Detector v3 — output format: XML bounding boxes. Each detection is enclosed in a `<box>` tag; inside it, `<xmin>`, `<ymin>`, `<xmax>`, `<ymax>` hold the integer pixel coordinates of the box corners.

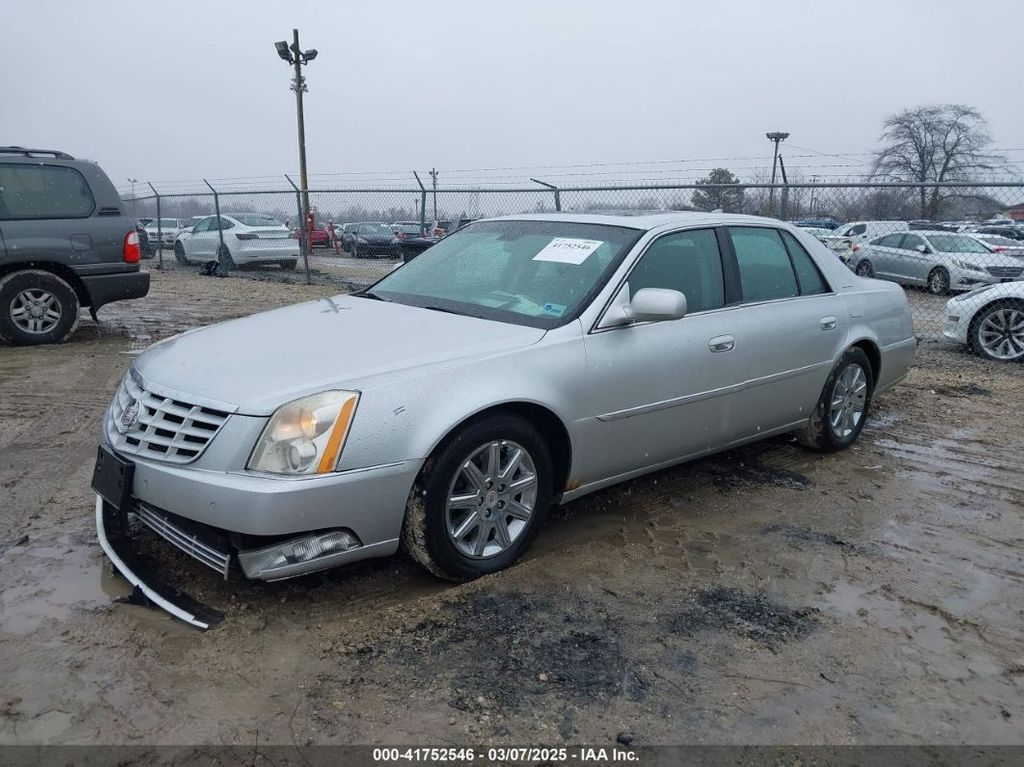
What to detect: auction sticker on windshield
<box><xmin>533</xmin><ymin>237</ymin><xmax>604</xmax><ymax>265</ymax></box>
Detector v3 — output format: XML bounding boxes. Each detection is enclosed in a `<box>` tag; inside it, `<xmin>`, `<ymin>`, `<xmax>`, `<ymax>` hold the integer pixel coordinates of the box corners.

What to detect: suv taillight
<box><xmin>124</xmin><ymin>231</ymin><xmax>141</xmax><ymax>263</ymax></box>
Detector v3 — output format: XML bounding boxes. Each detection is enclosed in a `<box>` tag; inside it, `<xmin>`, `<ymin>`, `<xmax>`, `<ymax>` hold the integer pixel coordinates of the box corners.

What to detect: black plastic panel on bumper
<box><xmin>80</xmin><ymin>270</ymin><xmax>150</xmax><ymax>312</ymax></box>
<box><xmin>95</xmin><ymin>496</ymin><xmax>224</xmax><ymax>630</ymax></box>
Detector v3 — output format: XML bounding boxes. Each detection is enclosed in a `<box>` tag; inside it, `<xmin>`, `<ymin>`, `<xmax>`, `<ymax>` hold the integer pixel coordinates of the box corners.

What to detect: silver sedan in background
<box><xmin>850</xmin><ymin>230</ymin><xmax>1024</xmax><ymax>294</ymax></box>
<box><xmin>93</xmin><ymin>212</ymin><xmax>915</xmax><ymax>627</ymax></box>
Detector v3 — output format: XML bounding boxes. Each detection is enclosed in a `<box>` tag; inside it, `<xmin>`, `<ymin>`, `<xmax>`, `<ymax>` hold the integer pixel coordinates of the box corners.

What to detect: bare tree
<box><xmin>872</xmin><ymin>104</ymin><xmax>1003</xmax><ymax>219</ymax></box>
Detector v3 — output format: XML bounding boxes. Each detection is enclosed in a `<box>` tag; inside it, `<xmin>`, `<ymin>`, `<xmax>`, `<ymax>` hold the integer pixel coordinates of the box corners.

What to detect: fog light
<box><xmin>238</xmin><ymin>529</ymin><xmax>361</xmax><ymax>579</ymax></box>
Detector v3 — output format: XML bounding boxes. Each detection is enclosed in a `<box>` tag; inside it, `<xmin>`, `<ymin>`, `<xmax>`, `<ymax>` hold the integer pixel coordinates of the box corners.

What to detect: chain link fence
<box><xmin>123</xmin><ymin>181</ymin><xmax>1024</xmax><ymax>348</ymax></box>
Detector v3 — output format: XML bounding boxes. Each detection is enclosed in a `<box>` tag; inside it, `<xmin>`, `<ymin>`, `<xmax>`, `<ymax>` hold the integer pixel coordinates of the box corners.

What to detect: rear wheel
<box><xmin>969</xmin><ymin>300</ymin><xmax>1024</xmax><ymax>362</ymax></box>
<box><xmin>174</xmin><ymin>241</ymin><xmax>189</xmax><ymax>265</ymax></box>
<box><xmin>927</xmin><ymin>267</ymin><xmax>950</xmax><ymax>295</ymax></box>
<box><xmin>401</xmin><ymin>414</ymin><xmax>552</xmax><ymax>581</ymax></box>
<box><xmin>0</xmin><ymin>270</ymin><xmax>80</xmax><ymax>346</ymax></box>
<box><xmin>798</xmin><ymin>347</ymin><xmax>873</xmax><ymax>452</ymax></box>
<box><xmin>855</xmin><ymin>259</ymin><xmax>874</xmax><ymax>278</ymax></box>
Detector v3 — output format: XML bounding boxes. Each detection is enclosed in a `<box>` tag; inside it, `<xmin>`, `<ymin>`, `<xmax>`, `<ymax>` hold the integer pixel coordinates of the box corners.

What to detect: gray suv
<box><xmin>0</xmin><ymin>147</ymin><xmax>150</xmax><ymax>345</ymax></box>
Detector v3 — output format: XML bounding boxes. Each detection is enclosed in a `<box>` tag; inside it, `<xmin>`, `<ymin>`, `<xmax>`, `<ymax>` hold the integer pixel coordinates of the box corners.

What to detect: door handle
<box><xmin>709</xmin><ymin>334</ymin><xmax>735</xmax><ymax>353</ymax></box>
<box><xmin>819</xmin><ymin>316</ymin><xmax>838</xmax><ymax>331</ymax></box>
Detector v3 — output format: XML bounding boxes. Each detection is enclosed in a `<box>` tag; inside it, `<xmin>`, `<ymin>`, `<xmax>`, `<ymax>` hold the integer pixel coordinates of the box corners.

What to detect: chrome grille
<box><xmin>986</xmin><ymin>266</ymin><xmax>1023</xmax><ymax>278</ymax></box>
<box><xmin>106</xmin><ymin>373</ymin><xmax>230</xmax><ymax>464</ymax></box>
<box><xmin>134</xmin><ymin>502</ymin><xmax>231</xmax><ymax>578</ymax></box>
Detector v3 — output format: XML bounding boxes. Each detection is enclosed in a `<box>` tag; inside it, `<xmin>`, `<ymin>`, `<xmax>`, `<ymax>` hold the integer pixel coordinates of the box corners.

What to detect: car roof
<box><xmin>483</xmin><ymin>211</ymin><xmax>787</xmax><ymax>231</ymax></box>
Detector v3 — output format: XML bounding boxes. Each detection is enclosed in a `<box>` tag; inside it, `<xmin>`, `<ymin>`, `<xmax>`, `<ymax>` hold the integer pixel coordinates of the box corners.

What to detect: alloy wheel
<box><xmin>10</xmin><ymin>289</ymin><xmax>62</xmax><ymax>334</ymax></box>
<box><xmin>977</xmin><ymin>307</ymin><xmax>1024</xmax><ymax>361</ymax></box>
<box><xmin>444</xmin><ymin>439</ymin><xmax>538</xmax><ymax>559</ymax></box>
<box><xmin>828</xmin><ymin>364</ymin><xmax>868</xmax><ymax>439</ymax></box>
<box><xmin>928</xmin><ymin>269</ymin><xmax>949</xmax><ymax>295</ymax></box>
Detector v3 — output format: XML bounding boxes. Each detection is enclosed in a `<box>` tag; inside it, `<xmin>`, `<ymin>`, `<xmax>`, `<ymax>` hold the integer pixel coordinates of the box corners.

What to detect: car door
<box><xmin>867</xmin><ymin>233</ymin><xmax>905</xmax><ymax>279</ymax></box>
<box><xmin>188</xmin><ymin>216</ymin><xmax>217</xmax><ymax>259</ymax></box>
<box><xmin>580</xmin><ymin>228</ymin><xmax>741</xmax><ymax>480</ymax></box>
<box><xmin>724</xmin><ymin>226</ymin><xmax>848</xmax><ymax>440</ymax></box>
<box><xmin>897</xmin><ymin>233</ymin><xmax>930</xmax><ymax>285</ymax></box>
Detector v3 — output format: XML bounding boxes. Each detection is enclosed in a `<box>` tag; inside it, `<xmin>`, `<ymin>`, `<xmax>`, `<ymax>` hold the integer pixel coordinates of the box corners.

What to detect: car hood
<box><xmin>134</xmin><ymin>295</ymin><xmax>546</xmax><ymax>414</ymax></box>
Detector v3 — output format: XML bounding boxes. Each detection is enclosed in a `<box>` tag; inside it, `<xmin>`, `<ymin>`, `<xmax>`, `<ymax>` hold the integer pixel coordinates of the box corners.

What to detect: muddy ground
<box><xmin>0</xmin><ymin>266</ymin><xmax>1022</xmax><ymax>747</ymax></box>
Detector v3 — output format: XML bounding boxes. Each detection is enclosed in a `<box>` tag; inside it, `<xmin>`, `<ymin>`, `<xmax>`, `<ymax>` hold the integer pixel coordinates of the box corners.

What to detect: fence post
<box><xmin>530</xmin><ymin>178</ymin><xmax>561</xmax><ymax>212</ymax></box>
<box><xmin>286</xmin><ymin>175</ymin><xmax>312</xmax><ymax>284</ymax></box>
<box><xmin>413</xmin><ymin>171</ymin><xmax>427</xmax><ymax>234</ymax></box>
<box><xmin>147</xmin><ymin>182</ymin><xmax>163</xmax><ymax>271</ymax></box>
<box><xmin>203</xmin><ymin>179</ymin><xmax>226</xmax><ymax>270</ymax></box>
<box><xmin>778</xmin><ymin>156</ymin><xmax>790</xmax><ymax>220</ymax></box>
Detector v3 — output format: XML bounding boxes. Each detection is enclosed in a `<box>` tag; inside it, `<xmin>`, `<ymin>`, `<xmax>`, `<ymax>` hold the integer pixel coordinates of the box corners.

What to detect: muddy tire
<box><xmin>927</xmin><ymin>267</ymin><xmax>950</xmax><ymax>296</ymax></box>
<box><xmin>400</xmin><ymin>414</ymin><xmax>552</xmax><ymax>581</ymax></box>
<box><xmin>798</xmin><ymin>347</ymin><xmax>874</xmax><ymax>452</ymax></box>
<box><xmin>0</xmin><ymin>270</ymin><xmax>80</xmax><ymax>346</ymax></box>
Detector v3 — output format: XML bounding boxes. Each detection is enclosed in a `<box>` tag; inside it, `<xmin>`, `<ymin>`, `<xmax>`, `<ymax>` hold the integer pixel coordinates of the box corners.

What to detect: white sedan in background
<box><xmin>173</xmin><ymin>213</ymin><xmax>299</xmax><ymax>270</ymax></box>
<box><xmin>944</xmin><ymin>282</ymin><xmax>1024</xmax><ymax>361</ymax></box>
<box><xmin>143</xmin><ymin>218</ymin><xmax>189</xmax><ymax>248</ymax></box>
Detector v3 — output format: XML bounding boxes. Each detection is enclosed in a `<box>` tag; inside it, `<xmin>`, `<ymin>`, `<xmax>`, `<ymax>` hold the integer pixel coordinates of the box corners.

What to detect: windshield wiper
<box><xmin>357</xmin><ymin>290</ymin><xmax>390</xmax><ymax>302</ymax></box>
<box><xmin>420</xmin><ymin>305</ymin><xmax>473</xmax><ymax>317</ymax></box>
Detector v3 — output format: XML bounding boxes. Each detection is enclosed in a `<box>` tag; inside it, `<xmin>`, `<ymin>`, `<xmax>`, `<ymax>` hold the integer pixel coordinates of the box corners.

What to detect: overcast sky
<box><xmin>2</xmin><ymin>0</ymin><xmax>1021</xmax><ymax>193</ymax></box>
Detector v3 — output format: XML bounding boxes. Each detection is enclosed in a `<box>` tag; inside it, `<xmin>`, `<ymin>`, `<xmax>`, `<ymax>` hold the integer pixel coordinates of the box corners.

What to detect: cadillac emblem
<box><xmin>118</xmin><ymin>400</ymin><xmax>141</xmax><ymax>434</ymax></box>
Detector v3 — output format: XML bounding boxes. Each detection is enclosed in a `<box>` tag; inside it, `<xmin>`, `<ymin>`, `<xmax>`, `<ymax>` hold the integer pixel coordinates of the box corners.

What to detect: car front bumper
<box><xmin>942</xmin><ymin>305</ymin><xmax>972</xmax><ymax>345</ymax></box>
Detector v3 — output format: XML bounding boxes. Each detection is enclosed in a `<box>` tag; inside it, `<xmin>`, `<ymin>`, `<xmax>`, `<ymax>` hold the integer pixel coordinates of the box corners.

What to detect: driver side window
<box><xmin>626</xmin><ymin>229</ymin><xmax>726</xmax><ymax>313</ymax></box>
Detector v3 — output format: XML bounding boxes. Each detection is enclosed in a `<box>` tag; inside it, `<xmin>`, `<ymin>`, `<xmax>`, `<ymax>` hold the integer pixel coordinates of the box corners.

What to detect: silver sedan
<box><xmin>93</xmin><ymin>213</ymin><xmax>916</xmax><ymax>627</ymax></box>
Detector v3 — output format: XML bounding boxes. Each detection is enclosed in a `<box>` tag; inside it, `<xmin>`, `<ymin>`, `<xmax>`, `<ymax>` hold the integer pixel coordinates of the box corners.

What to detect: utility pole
<box><xmin>429</xmin><ymin>167</ymin><xmax>439</xmax><ymax>222</ymax></box>
<box><xmin>275</xmin><ymin>30</ymin><xmax>318</xmax><ymax>243</ymax></box>
<box><xmin>766</xmin><ymin>131</ymin><xmax>789</xmax><ymax>216</ymax></box>
<box><xmin>810</xmin><ymin>174</ymin><xmax>819</xmax><ymax>216</ymax></box>
<box><xmin>127</xmin><ymin>178</ymin><xmax>138</xmax><ymax>215</ymax></box>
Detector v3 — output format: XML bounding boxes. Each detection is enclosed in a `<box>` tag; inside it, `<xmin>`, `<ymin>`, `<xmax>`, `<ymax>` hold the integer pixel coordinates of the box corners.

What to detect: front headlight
<box><xmin>247</xmin><ymin>390</ymin><xmax>360</xmax><ymax>475</ymax></box>
<box><xmin>951</xmin><ymin>258</ymin><xmax>983</xmax><ymax>272</ymax></box>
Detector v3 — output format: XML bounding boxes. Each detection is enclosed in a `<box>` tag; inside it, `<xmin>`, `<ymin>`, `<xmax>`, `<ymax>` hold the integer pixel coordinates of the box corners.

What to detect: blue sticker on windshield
<box><xmin>543</xmin><ymin>302</ymin><xmax>567</xmax><ymax>316</ymax></box>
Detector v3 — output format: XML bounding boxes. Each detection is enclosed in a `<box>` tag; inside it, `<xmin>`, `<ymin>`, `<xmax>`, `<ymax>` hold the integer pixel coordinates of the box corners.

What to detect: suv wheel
<box><xmin>0</xmin><ymin>270</ymin><xmax>80</xmax><ymax>346</ymax></box>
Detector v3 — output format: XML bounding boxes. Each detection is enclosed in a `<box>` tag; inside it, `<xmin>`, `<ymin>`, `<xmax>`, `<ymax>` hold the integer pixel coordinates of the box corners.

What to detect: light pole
<box><xmin>429</xmin><ymin>167</ymin><xmax>439</xmax><ymax>222</ymax></box>
<box><xmin>766</xmin><ymin>132</ymin><xmax>789</xmax><ymax>216</ymax></box>
<box><xmin>275</xmin><ymin>31</ymin><xmax>318</xmax><ymax>240</ymax></box>
<box><xmin>127</xmin><ymin>178</ymin><xmax>138</xmax><ymax>215</ymax></box>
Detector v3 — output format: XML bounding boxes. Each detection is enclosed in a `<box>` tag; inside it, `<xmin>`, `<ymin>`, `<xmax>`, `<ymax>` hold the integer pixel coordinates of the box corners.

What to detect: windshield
<box><xmin>367</xmin><ymin>219</ymin><xmax>643</xmax><ymax>328</ymax></box>
<box><xmin>927</xmin><ymin>234</ymin><xmax>990</xmax><ymax>254</ymax></box>
<box><xmin>233</xmin><ymin>214</ymin><xmax>282</xmax><ymax>227</ymax></box>
<box><xmin>359</xmin><ymin>223</ymin><xmax>393</xmax><ymax>235</ymax></box>
<box><xmin>980</xmin><ymin>236</ymin><xmax>1018</xmax><ymax>247</ymax></box>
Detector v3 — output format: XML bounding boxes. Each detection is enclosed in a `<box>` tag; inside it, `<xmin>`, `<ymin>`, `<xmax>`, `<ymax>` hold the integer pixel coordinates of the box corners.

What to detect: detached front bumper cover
<box><xmin>95</xmin><ymin>496</ymin><xmax>225</xmax><ymax>630</ymax></box>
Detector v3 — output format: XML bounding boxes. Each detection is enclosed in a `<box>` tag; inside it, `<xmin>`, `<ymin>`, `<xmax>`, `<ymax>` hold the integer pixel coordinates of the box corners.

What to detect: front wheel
<box><xmin>401</xmin><ymin>414</ymin><xmax>553</xmax><ymax>581</ymax></box>
<box><xmin>798</xmin><ymin>347</ymin><xmax>874</xmax><ymax>452</ymax></box>
<box><xmin>174</xmin><ymin>241</ymin><xmax>189</xmax><ymax>265</ymax></box>
<box><xmin>855</xmin><ymin>259</ymin><xmax>874</xmax><ymax>278</ymax></box>
<box><xmin>969</xmin><ymin>300</ymin><xmax>1024</xmax><ymax>362</ymax></box>
<box><xmin>927</xmin><ymin>267</ymin><xmax>950</xmax><ymax>295</ymax></box>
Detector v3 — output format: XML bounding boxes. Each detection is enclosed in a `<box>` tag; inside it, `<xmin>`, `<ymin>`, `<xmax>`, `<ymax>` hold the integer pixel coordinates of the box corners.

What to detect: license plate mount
<box><xmin>91</xmin><ymin>445</ymin><xmax>134</xmax><ymax>513</ymax></box>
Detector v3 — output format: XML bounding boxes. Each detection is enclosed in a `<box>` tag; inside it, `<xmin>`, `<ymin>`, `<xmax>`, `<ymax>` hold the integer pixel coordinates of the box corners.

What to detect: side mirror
<box><xmin>916</xmin><ymin>244</ymin><xmax>928</xmax><ymax>253</ymax></box>
<box><xmin>601</xmin><ymin>287</ymin><xmax>687</xmax><ymax>327</ymax></box>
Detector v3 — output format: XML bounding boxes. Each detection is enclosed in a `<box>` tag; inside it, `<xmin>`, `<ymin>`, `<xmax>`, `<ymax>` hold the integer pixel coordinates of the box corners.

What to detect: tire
<box><xmin>968</xmin><ymin>299</ymin><xmax>1024</xmax><ymax>362</ymax></box>
<box><xmin>927</xmin><ymin>267</ymin><xmax>950</xmax><ymax>296</ymax></box>
<box><xmin>798</xmin><ymin>347</ymin><xmax>874</xmax><ymax>452</ymax></box>
<box><xmin>0</xmin><ymin>270</ymin><xmax>80</xmax><ymax>346</ymax></box>
<box><xmin>855</xmin><ymin>259</ymin><xmax>874</xmax><ymax>278</ymax></box>
<box><xmin>218</xmin><ymin>245</ymin><xmax>237</xmax><ymax>271</ymax></box>
<box><xmin>279</xmin><ymin>260</ymin><xmax>297</xmax><ymax>271</ymax></box>
<box><xmin>401</xmin><ymin>414</ymin><xmax>553</xmax><ymax>581</ymax></box>
<box><xmin>174</xmin><ymin>241</ymin><xmax>189</xmax><ymax>265</ymax></box>
<box><xmin>351</xmin><ymin>242</ymin><xmax>360</xmax><ymax>259</ymax></box>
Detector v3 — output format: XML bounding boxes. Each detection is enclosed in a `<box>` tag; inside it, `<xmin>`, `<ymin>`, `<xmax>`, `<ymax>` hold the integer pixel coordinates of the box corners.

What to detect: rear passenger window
<box><xmin>627</xmin><ymin>229</ymin><xmax>725</xmax><ymax>313</ymax></box>
<box><xmin>0</xmin><ymin>164</ymin><xmax>95</xmax><ymax>220</ymax></box>
<box><xmin>729</xmin><ymin>227</ymin><xmax>799</xmax><ymax>302</ymax></box>
<box><xmin>781</xmin><ymin>231</ymin><xmax>830</xmax><ymax>295</ymax></box>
